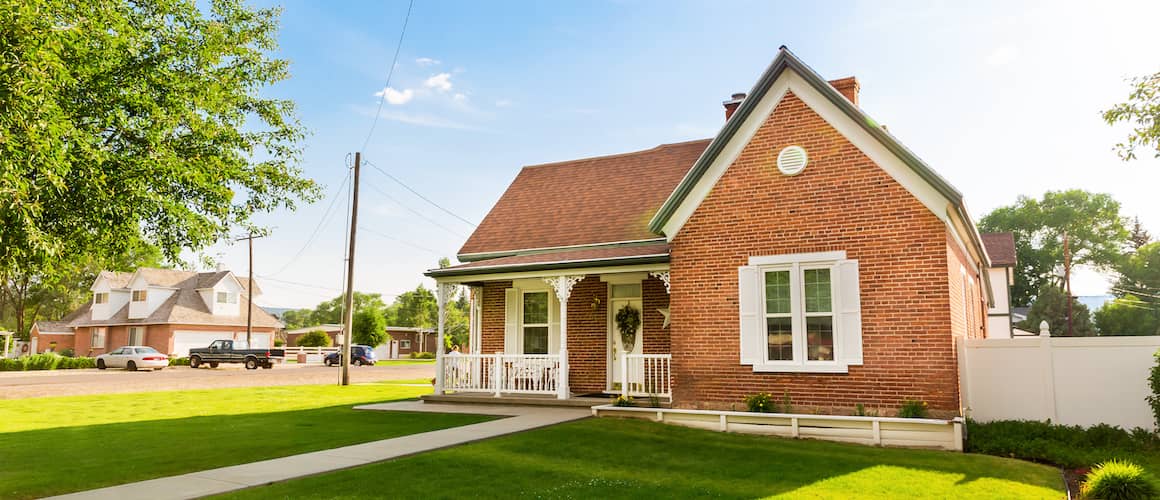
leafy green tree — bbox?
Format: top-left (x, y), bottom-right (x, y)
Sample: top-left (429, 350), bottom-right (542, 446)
top-left (1103, 71), bottom-right (1160, 160)
top-left (294, 330), bottom-right (331, 347)
top-left (387, 286), bottom-right (438, 329)
top-left (307, 292), bottom-right (388, 326)
top-left (1094, 295), bottom-right (1159, 336)
top-left (1128, 216), bottom-right (1153, 251)
top-left (1019, 285), bottom-right (1094, 337)
top-left (353, 308), bottom-right (388, 347)
top-left (980, 190), bottom-right (1129, 306)
top-left (279, 308), bottom-right (313, 331)
top-left (1112, 242), bottom-right (1160, 322)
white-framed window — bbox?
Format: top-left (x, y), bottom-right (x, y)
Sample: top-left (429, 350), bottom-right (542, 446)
top-left (400, 339), bottom-right (411, 349)
top-left (131, 290), bottom-right (147, 302)
top-left (129, 326), bottom-right (145, 345)
top-left (90, 328), bottom-right (107, 348)
top-left (94, 292), bottom-right (109, 304)
top-left (216, 291), bottom-right (237, 304)
top-left (739, 251), bottom-right (862, 373)
top-left (521, 291), bottom-right (549, 354)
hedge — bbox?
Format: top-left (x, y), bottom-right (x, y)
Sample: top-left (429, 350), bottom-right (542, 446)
top-left (0, 354), bottom-right (98, 371)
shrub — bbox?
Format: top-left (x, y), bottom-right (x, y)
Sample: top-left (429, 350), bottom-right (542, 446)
top-left (1147, 350), bottom-right (1160, 430)
top-left (745, 392), bottom-right (778, 413)
top-left (59, 348), bottom-right (76, 358)
top-left (612, 395), bottom-right (634, 407)
top-left (1081, 459), bottom-right (1158, 500)
top-left (273, 339), bottom-right (285, 347)
top-left (169, 357), bottom-right (190, 366)
top-left (854, 403), bottom-right (879, 417)
top-left (295, 330), bottom-right (332, 347)
top-left (59, 357), bottom-right (96, 369)
top-left (0, 358), bottom-right (25, 371)
top-left (966, 419), bottom-right (1160, 469)
top-left (897, 399), bottom-right (929, 418)
top-left (410, 352), bottom-right (435, 359)
top-left (24, 353), bottom-right (61, 371)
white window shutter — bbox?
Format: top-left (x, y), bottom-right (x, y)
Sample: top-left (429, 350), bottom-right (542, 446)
top-left (837, 260), bottom-right (863, 365)
top-left (738, 265), bottom-right (762, 365)
top-left (504, 288), bottom-right (519, 354)
top-left (547, 291), bottom-right (561, 354)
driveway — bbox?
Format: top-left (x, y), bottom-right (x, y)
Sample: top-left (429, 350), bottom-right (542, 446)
top-left (0, 363), bottom-right (435, 400)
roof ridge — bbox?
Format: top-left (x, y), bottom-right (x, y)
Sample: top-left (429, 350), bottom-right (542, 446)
top-left (522, 138), bottom-right (712, 170)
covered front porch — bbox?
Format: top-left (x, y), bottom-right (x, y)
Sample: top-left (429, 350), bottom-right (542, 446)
top-left (430, 261), bottom-right (674, 402)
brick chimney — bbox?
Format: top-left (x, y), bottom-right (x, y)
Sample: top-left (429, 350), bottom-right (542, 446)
top-left (829, 77), bottom-right (860, 106)
top-left (723, 92), bottom-right (746, 120)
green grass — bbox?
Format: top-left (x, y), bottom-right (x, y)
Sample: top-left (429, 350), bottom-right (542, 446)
top-left (216, 418), bottom-right (1065, 499)
top-left (0, 381), bottom-right (492, 499)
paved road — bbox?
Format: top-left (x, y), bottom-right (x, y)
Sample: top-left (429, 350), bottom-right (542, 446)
top-left (0, 363), bottom-right (435, 400)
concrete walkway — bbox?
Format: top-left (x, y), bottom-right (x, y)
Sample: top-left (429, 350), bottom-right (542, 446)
top-left (49, 402), bottom-right (590, 500)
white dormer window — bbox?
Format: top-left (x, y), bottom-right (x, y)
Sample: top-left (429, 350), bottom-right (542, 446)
top-left (216, 291), bottom-right (237, 304)
top-left (94, 292), bottom-right (109, 304)
top-left (131, 290), bottom-right (147, 302)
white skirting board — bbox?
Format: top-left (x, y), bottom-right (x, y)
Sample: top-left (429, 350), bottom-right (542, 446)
top-left (591, 405), bottom-right (963, 452)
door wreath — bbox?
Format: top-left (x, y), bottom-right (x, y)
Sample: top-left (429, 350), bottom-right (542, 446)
top-left (616, 304), bottom-right (641, 352)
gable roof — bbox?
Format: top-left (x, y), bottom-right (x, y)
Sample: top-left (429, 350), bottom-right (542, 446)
top-left (457, 139), bottom-right (711, 261)
top-left (430, 242), bottom-right (669, 278)
top-left (981, 232), bottom-right (1017, 267)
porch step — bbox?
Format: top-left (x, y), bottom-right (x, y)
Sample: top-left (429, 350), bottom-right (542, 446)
top-left (420, 393), bottom-right (611, 408)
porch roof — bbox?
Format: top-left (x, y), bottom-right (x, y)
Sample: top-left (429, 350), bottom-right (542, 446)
top-left (428, 242), bottom-right (669, 279)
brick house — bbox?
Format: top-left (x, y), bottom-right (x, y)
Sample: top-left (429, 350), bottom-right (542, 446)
top-left (426, 48), bottom-right (1011, 416)
top-left (31, 268), bottom-right (281, 357)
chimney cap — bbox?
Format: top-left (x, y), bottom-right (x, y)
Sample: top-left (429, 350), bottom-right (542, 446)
top-left (722, 92), bottom-right (747, 106)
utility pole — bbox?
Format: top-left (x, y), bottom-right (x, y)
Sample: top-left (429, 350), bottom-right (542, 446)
top-left (1064, 231), bottom-right (1073, 337)
top-left (235, 233), bottom-right (265, 347)
top-left (341, 152), bottom-right (362, 386)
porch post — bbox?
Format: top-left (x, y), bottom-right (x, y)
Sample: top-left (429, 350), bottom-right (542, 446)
top-left (544, 275), bottom-right (583, 399)
top-left (434, 282), bottom-right (454, 395)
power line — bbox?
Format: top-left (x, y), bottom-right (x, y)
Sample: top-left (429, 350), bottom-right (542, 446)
top-left (359, 225), bottom-right (447, 256)
top-left (361, 0), bottom-right (416, 152)
top-left (363, 178), bottom-right (467, 238)
top-left (363, 158), bottom-right (477, 228)
top-left (1110, 286), bottom-right (1160, 300)
top-left (269, 170), bottom-right (352, 277)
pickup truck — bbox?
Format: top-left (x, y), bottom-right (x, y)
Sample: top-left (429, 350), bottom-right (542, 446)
top-left (188, 340), bottom-right (285, 370)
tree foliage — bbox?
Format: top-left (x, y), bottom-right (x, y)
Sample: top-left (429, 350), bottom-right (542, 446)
top-left (1019, 285), bottom-right (1094, 337)
top-left (1103, 71), bottom-right (1160, 161)
top-left (279, 292), bottom-right (387, 330)
top-left (1107, 242), bottom-right (1160, 333)
top-left (1094, 295), bottom-right (1159, 336)
top-left (1128, 216), bottom-right (1153, 251)
top-left (0, 0), bottom-right (318, 272)
top-left (353, 308), bottom-right (387, 347)
top-left (294, 330), bottom-right (331, 348)
top-left (979, 190), bottom-right (1128, 306)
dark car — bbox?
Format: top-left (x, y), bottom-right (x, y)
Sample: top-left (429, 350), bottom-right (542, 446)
top-left (324, 345), bottom-right (376, 367)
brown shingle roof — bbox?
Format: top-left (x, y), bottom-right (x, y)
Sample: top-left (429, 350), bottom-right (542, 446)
top-left (431, 242), bottom-right (669, 277)
top-left (981, 232), bottom-right (1017, 266)
top-left (457, 139), bottom-right (711, 259)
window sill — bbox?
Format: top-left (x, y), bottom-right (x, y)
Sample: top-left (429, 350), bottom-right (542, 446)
top-left (749, 362), bottom-right (850, 374)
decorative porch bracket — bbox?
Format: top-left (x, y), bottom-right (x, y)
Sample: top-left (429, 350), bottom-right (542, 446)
top-left (649, 271), bottom-right (671, 294)
top-left (543, 275), bottom-right (584, 399)
top-left (434, 282), bottom-right (458, 395)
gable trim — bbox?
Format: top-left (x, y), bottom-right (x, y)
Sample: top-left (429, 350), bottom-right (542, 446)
top-left (458, 237), bottom-right (667, 263)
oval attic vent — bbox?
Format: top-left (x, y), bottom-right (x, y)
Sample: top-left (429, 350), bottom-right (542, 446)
top-left (776, 145), bottom-right (808, 176)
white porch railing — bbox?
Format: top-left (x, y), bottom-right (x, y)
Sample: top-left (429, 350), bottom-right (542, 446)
top-left (621, 354), bottom-right (672, 399)
top-left (442, 353), bottom-right (562, 396)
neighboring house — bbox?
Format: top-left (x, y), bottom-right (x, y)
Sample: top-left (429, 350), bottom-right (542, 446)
top-left (31, 268), bottom-right (281, 357)
top-left (285, 324), bottom-right (436, 358)
top-left (981, 232), bottom-right (1017, 338)
top-left (426, 48), bottom-right (1010, 416)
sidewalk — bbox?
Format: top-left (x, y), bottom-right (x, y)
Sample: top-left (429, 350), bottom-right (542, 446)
top-left (48, 402), bottom-right (590, 500)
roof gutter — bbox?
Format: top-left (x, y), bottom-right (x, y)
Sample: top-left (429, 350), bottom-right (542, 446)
top-left (426, 254), bottom-right (670, 279)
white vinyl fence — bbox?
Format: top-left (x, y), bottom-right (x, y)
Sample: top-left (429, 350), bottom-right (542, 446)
top-left (959, 335), bottom-right (1160, 431)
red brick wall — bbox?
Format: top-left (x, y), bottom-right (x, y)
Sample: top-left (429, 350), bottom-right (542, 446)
top-left (480, 280), bottom-right (513, 354)
top-left (946, 231), bottom-right (987, 341)
top-left (565, 276), bottom-right (608, 394)
top-left (642, 276), bottom-right (671, 354)
top-left (668, 90), bottom-right (961, 415)
top-left (35, 333), bottom-right (75, 353)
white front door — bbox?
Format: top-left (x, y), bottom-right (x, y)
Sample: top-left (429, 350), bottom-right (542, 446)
top-left (608, 284), bottom-right (643, 391)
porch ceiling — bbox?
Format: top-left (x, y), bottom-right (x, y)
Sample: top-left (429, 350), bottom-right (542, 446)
top-left (427, 243), bottom-right (669, 279)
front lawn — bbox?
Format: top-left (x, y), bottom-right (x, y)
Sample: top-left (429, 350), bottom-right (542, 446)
top-left (0, 381), bottom-right (492, 499)
top-left (216, 417), bottom-right (1065, 499)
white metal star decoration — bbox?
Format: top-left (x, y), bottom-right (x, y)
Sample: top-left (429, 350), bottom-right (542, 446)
top-left (657, 308), bottom-right (670, 329)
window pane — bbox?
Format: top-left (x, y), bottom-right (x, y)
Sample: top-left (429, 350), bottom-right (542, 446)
top-left (523, 326), bottom-right (549, 354)
top-left (764, 271), bottom-right (791, 314)
top-left (611, 284), bottom-right (641, 298)
top-left (806, 316), bottom-right (834, 361)
top-left (522, 292), bottom-right (548, 324)
top-left (803, 269), bottom-right (832, 313)
top-left (766, 317), bottom-right (793, 361)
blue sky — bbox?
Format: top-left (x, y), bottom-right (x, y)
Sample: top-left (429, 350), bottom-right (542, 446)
top-left (201, 0), bottom-right (1160, 308)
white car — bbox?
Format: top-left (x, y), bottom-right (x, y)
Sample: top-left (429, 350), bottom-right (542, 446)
top-left (96, 346), bottom-right (169, 371)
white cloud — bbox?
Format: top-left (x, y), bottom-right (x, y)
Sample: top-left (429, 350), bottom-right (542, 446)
top-left (415, 57), bottom-right (441, 66)
top-left (495, 99), bottom-right (512, 108)
top-left (984, 45), bottom-right (1019, 66)
top-left (374, 87), bottom-right (414, 105)
top-left (424, 73), bottom-right (453, 92)
top-left (453, 93), bottom-right (467, 103)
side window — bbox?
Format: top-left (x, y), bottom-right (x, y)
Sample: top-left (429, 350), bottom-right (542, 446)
top-left (521, 292), bottom-right (549, 354)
